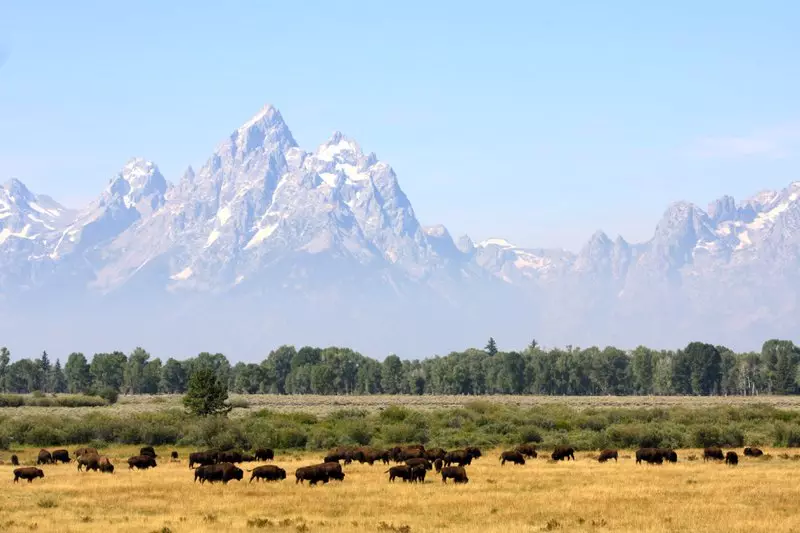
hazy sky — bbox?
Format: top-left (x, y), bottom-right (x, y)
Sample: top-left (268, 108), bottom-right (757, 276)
top-left (1, 1), bottom-right (799, 250)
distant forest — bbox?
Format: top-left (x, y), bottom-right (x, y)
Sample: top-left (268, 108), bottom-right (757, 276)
top-left (0, 338), bottom-right (799, 397)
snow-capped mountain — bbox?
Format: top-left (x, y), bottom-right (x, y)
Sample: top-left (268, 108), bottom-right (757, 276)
top-left (1, 104), bottom-right (799, 358)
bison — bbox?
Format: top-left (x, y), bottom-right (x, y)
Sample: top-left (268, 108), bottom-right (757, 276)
top-left (515, 444), bottom-right (538, 459)
top-left (405, 458), bottom-right (433, 470)
top-left (501, 450), bottom-right (526, 466)
top-left (598, 449), bottom-right (618, 463)
top-left (128, 455), bottom-right (157, 470)
top-left (636, 448), bottom-right (664, 465)
top-left (744, 447), bottom-right (763, 457)
top-left (171, 451), bottom-right (179, 461)
top-left (386, 465), bottom-right (414, 482)
top-left (443, 449), bottom-right (475, 467)
top-left (249, 465), bottom-right (286, 483)
top-left (465, 447), bottom-right (482, 459)
top-left (194, 462), bottom-right (244, 484)
top-left (51, 449), bottom-right (71, 464)
top-left (217, 450), bottom-right (243, 464)
top-left (78, 454), bottom-right (114, 473)
top-left (189, 450), bottom-right (218, 468)
top-left (551, 446), bottom-right (575, 461)
top-left (13, 467), bottom-right (44, 483)
top-left (74, 447), bottom-right (98, 458)
top-left (659, 448), bottom-right (678, 463)
top-left (441, 466), bottom-right (469, 484)
top-left (411, 465), bottom-right (427, 483)
top-left (140, 446), bottom-right (157, 458)
top-left (254, 448), bottom-right (275, 461)
top-left (11, 454), bottom-right (19, 466)
top-left (704, 447), bottom-right (724, 462)
top-left (434, 458), bottom-right (443, 472)
top-left (391, 445), bottom-right (426, 462)
top-left (352, 447), bottom-right (389, 465)
top-left (37, 449), bottom-right (52, 465)
top-left (424, 448), bottom-right (447, 461)
top-left (725, 451), bottom-right (739, 466)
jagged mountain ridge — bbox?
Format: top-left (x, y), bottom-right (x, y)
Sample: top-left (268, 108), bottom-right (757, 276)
top-left (1, 104), bottom-right (799, 357)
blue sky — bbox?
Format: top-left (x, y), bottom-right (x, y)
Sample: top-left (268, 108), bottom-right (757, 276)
top-left (1, 1), bottom-right (799, 250)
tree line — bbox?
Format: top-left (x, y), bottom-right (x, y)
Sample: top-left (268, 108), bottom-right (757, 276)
top-left (0, 338), bottom-right (798, 397)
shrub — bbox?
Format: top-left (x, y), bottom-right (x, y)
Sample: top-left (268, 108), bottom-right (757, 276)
top-left (97, 388), bottom-right (118, 405)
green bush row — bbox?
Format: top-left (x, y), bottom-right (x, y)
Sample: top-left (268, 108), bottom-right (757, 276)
top-left (0, 393), bottom-right (108, 408)
top-left (2, 402), bottom-right (800, 451)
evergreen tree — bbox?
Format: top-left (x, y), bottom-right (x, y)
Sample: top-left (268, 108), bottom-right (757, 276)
top-left (183, 368), bottom-right (231, 416)
top-left (49, 359), bottom-right (67, 393)
top-left (38, 351), bottom-right (51, 392)
top-left (485, 337), bottom-right (498, 356)
top-left (0, 347), bottom-right (10, 393)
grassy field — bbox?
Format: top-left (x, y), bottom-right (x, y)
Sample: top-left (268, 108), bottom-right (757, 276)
top-left (6, 393), bottom-right (800, 419)
top-left (2, 446), bottom-right (800, 533)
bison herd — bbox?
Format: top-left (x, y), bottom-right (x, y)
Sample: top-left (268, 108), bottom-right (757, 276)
top-left (8, 443), bottom-right (770, 485)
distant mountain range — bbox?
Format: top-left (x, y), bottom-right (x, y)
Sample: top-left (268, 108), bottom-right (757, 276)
top-left (2, 105), bottom-right (798, 359)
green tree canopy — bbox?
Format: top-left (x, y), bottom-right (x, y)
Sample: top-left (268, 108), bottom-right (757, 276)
top-left (183, 368), bottom-right (232, 417)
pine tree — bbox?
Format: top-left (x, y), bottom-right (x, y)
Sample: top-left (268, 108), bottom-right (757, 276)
top-left (49, 359), bottom-right (67, 393)
top-left (485, 337), bottom-right (498, 356)
top-left (0, 347), bottom-right (10, 393)
top-left (38, 351), bottom-right (51, 392)
top-left (183, 368), bottom-right (232, 417)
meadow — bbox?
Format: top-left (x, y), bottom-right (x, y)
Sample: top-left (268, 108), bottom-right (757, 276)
top-left (2, 445), bottom-right (800, 533)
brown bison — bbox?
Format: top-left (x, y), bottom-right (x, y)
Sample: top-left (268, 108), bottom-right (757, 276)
top-left (78, 454), bottom-right (114, 473)
top-left (391, 445), bottom-right (426, 462)
top-left (405, 458), bottom-right (433, 470)
top-left (443, 449), bottom-right (476, 467)
top-left (598, 449), bottom-right (618, 463)
top-left (217, 450), bottom-right (243, 464)
top-left (744, 447), bottom-right (763, 457)
top-left (325, 446), bottom-right (354, 465)
top-left (386, 465), bottom-right (414, 482)
top-left (11, 454), bottom-right (19, 466)
top-left (77, 453), bottom-right (99, 471)
top-left (424, 447), bottom-right (447, 461)
top-left (441, 466), bottom-right (469, 484)
top-left (635, 448), bottom-right (664, 465)
top-left (551, 446), bottom-right (575, 461)
top-left (74, 447), bottom-right (98, 458)
top-left (725, 451), bottom-right (739, 466)
top-left (140, 446), bottom-right (157, 458)
top-left (295, 462), bottom-right (345, 485)
top-left (411, 465), bottom-right (427, 483)
top-left (128, 455), bottom-right (157, 470)
top-left (51, 449), bottom-right (71, 464)
top-left (195, 463), bottom-right (244, 484)
top-left (352, 447), bottom-right (390, 465)
top-left (500, 450), bottom-right (526, 465)
top-left (434, 458), bottom-right (444, 472)
top-left (189, 450), bottom-right (218, 468)
top-left (170, 451), bottom-right (179, 461)
top-left (704, 447), bottom-right (724, 461)
top-left (515, 444), bottom-right (538, 459)
top-left (13, 467), bottom-right (44, 483)
top-left (659, 448), bottom-right (678, 463)
top-left (254, 448), bottom-right (275, 461)
top-left (37, 449), bottom-right (52, 465)
top-left (248, 465), bottom-right (286, 482)
top-left (465, 447), bottom-right (482, 459)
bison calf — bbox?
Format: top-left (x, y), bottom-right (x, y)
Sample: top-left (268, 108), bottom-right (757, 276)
top-left (11, 454), bottom-right (19, 466)
top-left (725, 451), bottom-right (739, 466)
top-left (598, 449), bottom-right (618, 463)
top-left (14, 467), bottom-right (44, 483)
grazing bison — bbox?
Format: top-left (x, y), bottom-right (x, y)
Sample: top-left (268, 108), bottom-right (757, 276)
top-left (170, 451), bottom-right (179, 461)
top-left (240, 454), bottom-right (256, 463)
top-left (11, 454), bottom-right (19, 466)
top-left (51, 449), bottom-right (71, 464)
top-left (465, 447), bottom-right (482, 460)
top-left (37, 449), bottom-right (53, 465)
top-left (194, 463), bottom-right (244, 484)
top-left (13, 467), bottom-right (44, 483)
top-left (551, 446), bottom-right (575, 461)
top-left (352, 447), bottom-right (389, 465)
top-left (515, 444), bottom-right (538, 459)
top-left (391, 445), bottom-right (426, 462)
top-left (81, 455), bottom-right (114, 474)
top-left (386, 465), bottom-right (414, 482)
top-left (704, 447), bottom-right (725, 462)
top-left (411, 465), bottom-right (427, 483)
top-left (98, 456), bottom-right (115, 474)
top-left (249, 465), bottom-right (286, 483)
top-left (325, 447), bottom-right (354, 465)
top-left (424, 448), bottom-right (447, 461)
top-left (405, 458), bottom-right (433, 470)
top-left (744, 447), bottom-right (763, 457)
top-left (140, 446), bottom-right (157, 458)
top-left (443, 449), bottom-right (475, 467)
top-left (726, 451), bottom-right (739, 466)
top-left (636, 448), bottom-right (664, 465)
top-left (598, 449), bottom-right (618, 463)
top-left (320, 462), bottom-right (345, 481)
top-left (189, 451), bottom-right (218, 468)
top-left (74, 447), bottom-right (98, 458)
top-left (128, 455), bottom-right (157, 470)
top-left (217, 450), bottom-right (243, 464)
top-left (658, 448), bottom-right (678, 463)
top-left (500, 450), bottom-right (526, 466)
top-left (434, 458), bottom-right (443, 472)
top-left (77, 453), bottom-right (99, 471)
top-left (441, 466), bottom-right (469, 484)
top-left (254, 448), bottom-right (275, 461)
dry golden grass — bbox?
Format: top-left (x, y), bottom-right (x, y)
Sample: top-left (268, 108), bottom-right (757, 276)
top-left (2, 446), bottom-right (800, 533)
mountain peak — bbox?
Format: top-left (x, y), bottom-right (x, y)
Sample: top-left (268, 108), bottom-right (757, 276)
top-left (317, 132), bottom-right (361, 162)
top-left (2, 177), bottom-right (33, 199)
top-left (238, 104), bottom-right (282, 131)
